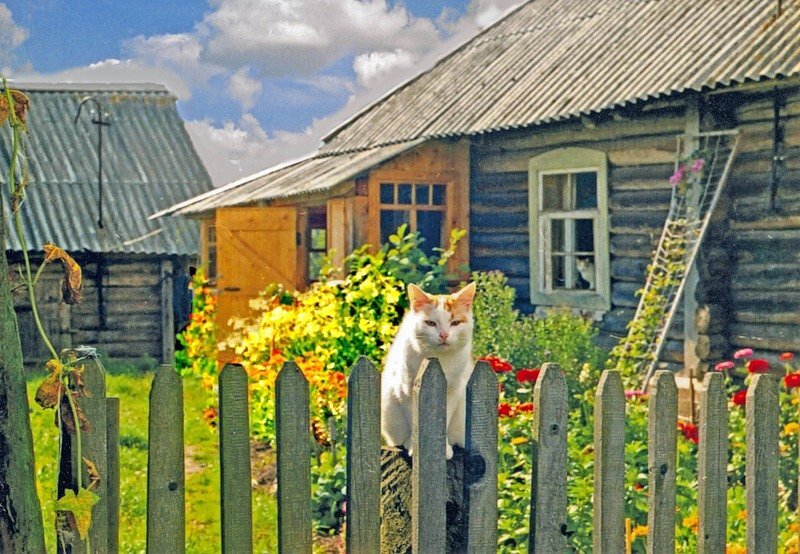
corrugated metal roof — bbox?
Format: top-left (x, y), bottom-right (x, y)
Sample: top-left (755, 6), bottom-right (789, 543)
top-left (0, 83), bottom-right (213, 255)
top-left (161, 139), bottom-right (423, 216)
top-left (320, 0), bottom-right (800, 154)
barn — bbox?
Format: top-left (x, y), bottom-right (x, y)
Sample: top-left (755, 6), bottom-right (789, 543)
top-left (157, 0), bottom-right (800, 392)
top-left (2, 83), bottom-right (213, 366)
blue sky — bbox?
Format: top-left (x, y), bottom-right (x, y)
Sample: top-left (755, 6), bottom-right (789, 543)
top-left (2, 1), bottom-right (521, 184)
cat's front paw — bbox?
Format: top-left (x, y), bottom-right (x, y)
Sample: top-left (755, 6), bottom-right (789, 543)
top-left (445, 442), bottom-right (454, 460)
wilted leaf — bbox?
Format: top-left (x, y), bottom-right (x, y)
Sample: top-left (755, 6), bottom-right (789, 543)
top-left (55, 488), bottom-right (99, 540)
top-left (35, 371), bottom-right (62, 409)
top-left (83, 457), bottom-right (101, 491)
top-left (58, 393), bottom-right (91, 434)
top-left (43, 243), bottom-right (83, 304)
top-left (0, 89), bottom-right (30, 127)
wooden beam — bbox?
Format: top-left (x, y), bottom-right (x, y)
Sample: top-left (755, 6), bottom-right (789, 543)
top-left (160, 259), bottom-right (174, 365)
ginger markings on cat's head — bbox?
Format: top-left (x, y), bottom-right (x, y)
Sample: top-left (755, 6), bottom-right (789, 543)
top-left (406, 282), bottom-right (476, 350)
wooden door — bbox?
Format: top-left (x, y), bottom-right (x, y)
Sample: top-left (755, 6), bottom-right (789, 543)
top-left (215, 206), bottom-right (297, 331)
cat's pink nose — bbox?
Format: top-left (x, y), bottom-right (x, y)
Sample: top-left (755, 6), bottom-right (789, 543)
top-left (439, 331), bottom-right (449, 341)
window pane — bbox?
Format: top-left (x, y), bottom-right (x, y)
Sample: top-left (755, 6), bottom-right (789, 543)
top-left (433, 184), bottom-right (446, 206)
top-left (550, 219), bottom-right (565, 253)
top-left (208, 246), bottom-right (217, 279)
top-left (551, 255), bottom-right (566, 289)
top-left (575, 172), bottom-right (597, 209)
top-left (398, 183), bottom-right (412, 205)
top-left (380, 183), bottom-right (394, 204)
top-left (380, 210), bottom-right (410, 244)
top-left (542, 173), bottom-right (570, 211)
top-left (417, 211), bottom-right (443, 257)
top-left (576, 255), bottom-right (595, 290)
top-left (415, 184), bottom-right (430, 205)
top-left (207, 224), bottom-right (216, 243)
top-left (310, 228), bottom-right (327, 250)
top-left (575, 218), bottom-right (594, 253)
top-left (309, 252), bottom-right (325, 281)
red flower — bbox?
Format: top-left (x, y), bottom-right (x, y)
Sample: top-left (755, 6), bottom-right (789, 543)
top-left (498, 402), bottom-right (513, 417)
top-left (677, 421), bottom-right (699, 444)
top-left (634, 483), bottom-right (644, 491)
top-left (714, 361), bottom-right (735, 371)
top-left (516, 402), bottom-right (534, 413)
top-left (516, 368), bottom-right (540, 384)
top-left (732, 389), bottom-right (747, 406)
top-left (781, 352), bottom-right (795, 362)
top-left (479, 356), bottom-right (513, 373)
top-left (746, 358), bottom-right (770, 374)
top-left (785, 373), bottom-right (800, 389)
top-left (625, 390), bottom-right (647, 399)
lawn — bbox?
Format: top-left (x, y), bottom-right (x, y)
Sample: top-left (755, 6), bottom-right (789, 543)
top-left (27, 362), bottom-right (277, 553)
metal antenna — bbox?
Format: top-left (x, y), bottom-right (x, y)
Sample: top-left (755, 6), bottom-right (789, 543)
top-left (74, 96), bottom-right (111, 229)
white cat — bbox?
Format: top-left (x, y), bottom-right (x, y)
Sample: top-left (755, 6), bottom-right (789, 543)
top-left (381, 282), bottom-right (476, 460)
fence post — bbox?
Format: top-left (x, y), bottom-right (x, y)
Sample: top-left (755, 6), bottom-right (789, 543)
top-left (219, 364), bottom-right (253, 554)
top-left (698, 372), bottom-right (726, 554)
top-left (106, 396), bottom-right (120, 554)
top-left (647, 370), bottom-right (677, 553)
top-left (146, 364), bottom-right (185, 553)
top-left (593, 370), bottom-right (625, 552)
top-left (412, 358), bottom-right (447, 553)
top-left (463, 360), bottom-right (498, 553)
top-left (276, 361), bottom-right (311, 553)
top-left (746, 374), bottom-right (779, 553)
top-left (346, 357), bottom-right (381, 554)
top-left (529, 362), bottom-right (568, 552)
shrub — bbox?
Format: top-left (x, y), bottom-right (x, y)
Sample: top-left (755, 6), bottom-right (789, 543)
top-left (175, 267), bottom-right (218, 387)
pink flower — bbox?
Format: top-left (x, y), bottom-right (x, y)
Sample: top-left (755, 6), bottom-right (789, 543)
top-left (733, 348), bottom-right (754, 359)
top-left (714, 361), bottom-right (735, 371)
top-left (690, 158), bottom-right (705, 173)
top-left (625, 390), bottom-right (647, 399)
top-left (669, 165), bottom-right (686, 186)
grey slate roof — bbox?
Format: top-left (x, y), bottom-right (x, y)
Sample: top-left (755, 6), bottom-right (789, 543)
top-left (1, 83), bottom-right (213, 255)
top-left (162, 0), bottom-right (800, 214)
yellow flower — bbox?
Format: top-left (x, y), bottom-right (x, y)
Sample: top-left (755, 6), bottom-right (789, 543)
top-left (511, 436), bottom-right (528, 446)
top-left (630, 525), bottom-right (648, 540)
top-left (785, 422), bottom-right (800, 435)
top-left (726, 545), bottom-right (746, 554)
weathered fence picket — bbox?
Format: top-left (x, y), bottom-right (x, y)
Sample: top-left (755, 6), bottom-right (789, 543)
top-left (276, 361), bottom-right (312, 553)
top-left (463, 360), bottom-right (498, 553)
top-left (746, 374), bottom-right (779, 553)
top-left (345, 357), bottom-right (381, 554)
top-left (529, 363), bottom-right (569, 551)
top-left (412, 358), bottom-right (448, 553)
top-left (146, 364), bottom-right (185, 554)
top-left (647, 370), bottom-right (677, 553)
top-left (698, 372), bottom-right (727, 554)
top-left (593, 370), bottom-right (625, 552)
top-left (106, 397), bottom-right (120, 554)
top-left (219, 364), bottom-right (253, 554)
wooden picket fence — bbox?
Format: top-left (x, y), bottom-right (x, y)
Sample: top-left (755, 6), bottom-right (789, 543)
top-left (58, 355), bottom-right (788, 552)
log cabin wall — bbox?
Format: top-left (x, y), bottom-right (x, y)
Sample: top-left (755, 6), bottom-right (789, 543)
top-left (10, 254), bottom-right (184, 367)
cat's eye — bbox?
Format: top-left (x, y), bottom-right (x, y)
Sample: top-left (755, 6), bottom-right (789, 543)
top-left (425, 320), bottom-right (437, 327)
top-left (451, 320), bottom-right (463, 326)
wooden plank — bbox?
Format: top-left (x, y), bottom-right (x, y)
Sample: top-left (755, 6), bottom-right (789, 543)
top-left (463, 360), bottom-right (498, 553)
top-left (593, 370), bottom-right (625, 552)
top-left (146, 365), bottom-right (185, 554)
top-left (276, 362), bottom-right (311, 553)
top-left (219, 364), bottom-right (253, 554)
top-left (160, 259), bottom-right (174, 364)
top-left (412, 358), bottom-right (447, 553)
top-left (106, 397), bottom-right (120, 554)
top-left (698, 372), bottom-right (727, 554)
top-left (345, 357), bottom-right (381, 554)
top-left (529, 363), bottom-right (568, 551)
top-left (647, 370), bottom-right (677, 553)
top-left (746, 374), bottom-right (779, 553)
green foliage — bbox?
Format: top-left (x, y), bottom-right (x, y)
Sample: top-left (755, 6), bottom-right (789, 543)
top-left (175, 267), bottom-right (218, 383)
top-left (311, 445), bottom-right (347, 535)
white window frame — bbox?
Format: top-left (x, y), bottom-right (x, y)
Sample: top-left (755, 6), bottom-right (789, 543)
top-left (528, 147), bottom-right (610, 311)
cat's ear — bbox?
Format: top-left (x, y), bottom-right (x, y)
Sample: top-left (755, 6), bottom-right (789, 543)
top-left (451, 282), bottom-right (476, 309)
top-left (408, 284), bottom-right (433, 312)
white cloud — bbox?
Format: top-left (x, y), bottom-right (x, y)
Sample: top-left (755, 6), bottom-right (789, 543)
top-left (0, 3), bottom-right (28, 67)
top-left (227, 67), bottom-right (262, 110)
top-left (124, 33), bottom-right (222, 84)
top-left (353, 49), bottom-right (415, 88)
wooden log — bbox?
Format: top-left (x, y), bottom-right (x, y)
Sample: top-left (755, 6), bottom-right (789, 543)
top-left (746, 374), bottom-right (779, 553)
top-left (734, 310), bottom-right (800, 325)
top-left (610, 233), bottom-right (658, 257)
top-left (609, 189), bottom-right (672, 211)
top-left (146, 365), bottom-right (185, 554)
top-left (695, 333), bottom-right (729, 362)
top-left (593, 371), bottom-right (625, 552)
top-left (345, 357), bottom-right (381, 554)
top-left (275, 362), bottom-right (310, 553)
top-left (610, 256), bottom-right (649, 282)
top-left (609, 210), bottom-right (669, 232)
top-left (731, 214), bottom-right (800, 231)
top-left (529, 363), bottom-right (569, 551)
top-left (463, 361), bottom-right (498, 552)
top-left (698, 373), bottom-right (727, 554)
top-left (412, 359), bottom-right (448, 553)
top-left (106, 397), bottom-right (120, 554)
top-left (647, 371), bottom-right (677, 553)
top-left (729, 322), bottom-right (800, 352)
top-left (611, 281), bottom-right (641, 308)
top-left (695, 304), bottom-right (727, 335)
top-left (731, 289), bottom-right (800, 313)
top-left (731, 264), bottom-right (800, 291)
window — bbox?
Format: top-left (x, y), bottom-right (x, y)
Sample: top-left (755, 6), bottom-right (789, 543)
top-left (378, 181), bottom-right (447, 256)
top-left (308, 211), bottom-right (327, 281)
top-left (529, 148), bottom-right (609, 311)
top-left (205, 221), bottom-right (217, 279)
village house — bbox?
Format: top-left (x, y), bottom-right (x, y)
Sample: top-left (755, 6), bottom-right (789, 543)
top-left (2, 83), bottom-right (213, 365)
top-left (157, 0), bottom-right (800, 390)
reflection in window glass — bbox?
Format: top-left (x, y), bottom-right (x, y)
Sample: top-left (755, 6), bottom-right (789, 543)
top-left (310, 228), bottom-right (327, 250)
top-left (551, 255), bottom-right (566, 289)
top-left (433, 184), bottom-right (446, 206)
top-left (415, 184), bottom-right (430, 205)
top-left (550, 219), bottom-right (565, 253)
top-left (380, 210), bottom-right (410, 243)
top-left (417, 211), bottom-right (443, 257)
top-left (398, 183), bottom-right (412, 204)
top-left (542, 173), bottom-right (570, 211)
top-left (575, 219), bottom-right (594, 252)
top-left (575, 172), bottom-right (597, 209)
top-left (380, 183), bottom-right (394, 204)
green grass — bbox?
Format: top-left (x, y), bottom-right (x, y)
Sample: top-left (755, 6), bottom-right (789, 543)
top-left (28, 366), bottom-right (277, 553)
